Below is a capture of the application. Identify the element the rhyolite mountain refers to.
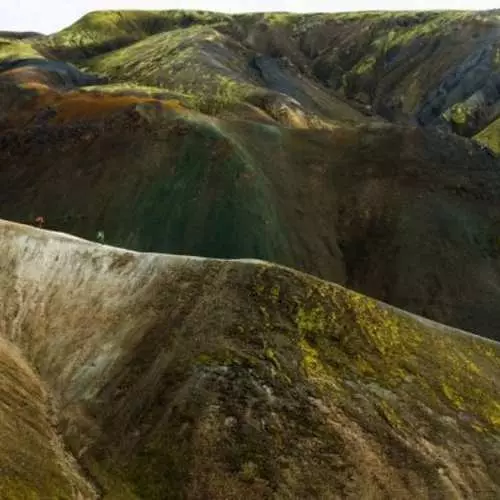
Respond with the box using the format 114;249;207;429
2;11;500;342
1;10;500;499
0;219;500;499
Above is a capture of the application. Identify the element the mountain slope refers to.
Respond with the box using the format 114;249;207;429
1;219;500;499
2;11;500;342
32;10;500;144
0;337;97;498
1;101;500;341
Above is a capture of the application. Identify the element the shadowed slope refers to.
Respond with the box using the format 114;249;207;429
2;106;500;341
0;337;97;498
0;219;499;498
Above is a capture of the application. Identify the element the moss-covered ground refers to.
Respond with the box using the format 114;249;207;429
3;221;499;498
474;117;500;154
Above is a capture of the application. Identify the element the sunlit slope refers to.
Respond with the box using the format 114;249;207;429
0;337;97;498
37;9;500;145
1;219;499;498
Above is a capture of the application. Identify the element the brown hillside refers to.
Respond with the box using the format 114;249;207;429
1;100;500;342
2;11;500;342
0;219;499;499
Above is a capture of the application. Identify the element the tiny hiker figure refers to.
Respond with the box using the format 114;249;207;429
35;215;45;228
96;230;105;243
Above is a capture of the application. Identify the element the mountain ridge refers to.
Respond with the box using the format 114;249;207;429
1;218;500;498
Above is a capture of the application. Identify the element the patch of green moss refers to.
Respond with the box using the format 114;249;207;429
296;305;335;336
445;103;470;125
474;118;500;155
0;40;43;60
252;266;500;434
486;401;500;426
382;12;472;49
190;75;255;115
346;292;423;357
264;347;281;370
377;399;404;430
442;382;466;410
352;56;377;76
263;13;301;27
298;337;337;387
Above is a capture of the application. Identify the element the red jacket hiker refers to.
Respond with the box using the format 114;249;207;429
35;216;45;228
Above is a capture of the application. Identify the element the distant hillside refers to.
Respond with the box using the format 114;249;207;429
32;9;500;148
1;219;499;498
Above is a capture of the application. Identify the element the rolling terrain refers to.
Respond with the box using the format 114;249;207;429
1;11;500;497
2;9;500;341
0;219;500;499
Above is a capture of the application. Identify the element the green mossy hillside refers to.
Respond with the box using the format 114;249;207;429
87;25;257;107
102;261;500;497
130;117;291;261
3;221;499;498
0;38;44;60
43;10;230;60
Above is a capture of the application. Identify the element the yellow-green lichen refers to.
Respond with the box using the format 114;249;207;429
378;400;404;430
347;292;423;357
474;118;500;155
298;338;339;393
445;103;470;125
442;382;466;410
486;401;500;426
264;348;281;370
353;56;377;75
296;305;335;335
